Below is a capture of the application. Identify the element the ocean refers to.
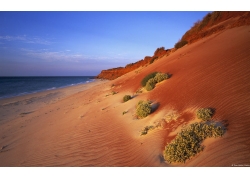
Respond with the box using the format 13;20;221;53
0;76;96;99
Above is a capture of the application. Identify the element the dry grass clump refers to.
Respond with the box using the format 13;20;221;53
142;72;170;91
105;91;118;97
154;72;170;83
141;72;158;87
136;100;152;118
140;125;155;136
163;122;224;164
145;78;156;91
122;111;128;115
196;108;214;121
163;111;179;123
112;91;118;95
123;95;132;102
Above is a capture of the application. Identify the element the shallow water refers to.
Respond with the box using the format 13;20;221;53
0;76;95;99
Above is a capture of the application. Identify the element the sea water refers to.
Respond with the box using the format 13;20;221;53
0;76;95;99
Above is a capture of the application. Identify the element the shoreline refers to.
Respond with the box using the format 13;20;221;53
0;79;108;124
0;73;165;166
0;75;164;167
0;78;97;101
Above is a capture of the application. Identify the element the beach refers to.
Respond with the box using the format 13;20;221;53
0;78;166;166
0;79;123;166
0;25;250;167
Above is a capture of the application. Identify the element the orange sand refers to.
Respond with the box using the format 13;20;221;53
0;26;250;166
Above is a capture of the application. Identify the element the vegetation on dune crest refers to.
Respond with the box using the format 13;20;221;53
154;47;165;56
150;56;158;64
175;11;250;48
174;40;188;49
180;12;216;44
136;100;152;118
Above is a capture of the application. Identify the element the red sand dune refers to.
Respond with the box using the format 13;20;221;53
111;25;250;166
0;25;250;167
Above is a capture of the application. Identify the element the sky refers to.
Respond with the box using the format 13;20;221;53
0;11;210;76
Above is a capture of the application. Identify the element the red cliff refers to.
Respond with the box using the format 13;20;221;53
96;47;173;80
96;11;250;80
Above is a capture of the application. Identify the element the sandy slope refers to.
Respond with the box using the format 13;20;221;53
113;25;250;166
0;26;250;167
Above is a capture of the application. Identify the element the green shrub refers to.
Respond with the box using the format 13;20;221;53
196;108;214;121
174;40;188;49
154;72;169;83
145;78;156;91
141;72;171;91
141;72;158;87
136;100;151;118
163;122;224;164
140;125;155;136
123;95;132;102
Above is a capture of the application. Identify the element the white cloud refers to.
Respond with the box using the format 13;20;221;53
20;48;132;64
20;48;88;62
0;35;51;45
0;35;26;41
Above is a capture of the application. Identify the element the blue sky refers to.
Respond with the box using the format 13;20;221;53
0;11;210;76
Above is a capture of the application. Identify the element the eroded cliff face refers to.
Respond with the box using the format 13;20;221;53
181;11;250;44
96;12;250;80
96;48;173;80
95;67;130;80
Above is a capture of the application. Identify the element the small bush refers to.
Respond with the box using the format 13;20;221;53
163;122;224;164
145;78;156;91
196;108;214;121
122;111;128;115
141;72;171;91
136;100;151;118
154;72;169;83
141;72;158;87
140;125;155;136
123;95;132;102
174;40;188;49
